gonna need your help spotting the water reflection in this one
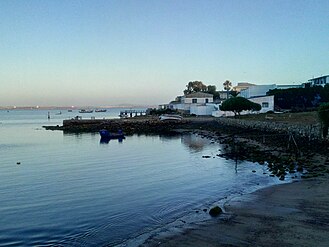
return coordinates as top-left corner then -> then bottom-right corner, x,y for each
181,134 -> 209,152
158,133 -> 181,142
63,132 -> 98,143
100,136 -> 125,144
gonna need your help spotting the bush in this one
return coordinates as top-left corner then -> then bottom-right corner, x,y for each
318,103 -> 329,138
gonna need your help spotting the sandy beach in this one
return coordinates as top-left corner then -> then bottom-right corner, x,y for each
141,172 -> 329,247
140,126 -> 329,247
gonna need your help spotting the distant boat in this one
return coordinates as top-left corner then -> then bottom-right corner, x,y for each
68,109 -> 73,112
95,109 -> 107,112
55,111 -> 62,115
79,109 -> 93,113
159,114 -> 183,121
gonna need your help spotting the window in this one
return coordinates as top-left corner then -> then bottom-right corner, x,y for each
192,99 -> 197,103
262,102 -> 269,108
205,99 -> 209,103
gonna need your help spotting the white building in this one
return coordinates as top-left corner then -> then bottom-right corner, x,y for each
190,103 -> 218,116
308,75 -> 329,87
239,84 -> 276,98
233,82 -> 255,92
248,95 -> 274,113
184,92 -> 213,104
184,92 -> 215,116
161,92 -> 215,116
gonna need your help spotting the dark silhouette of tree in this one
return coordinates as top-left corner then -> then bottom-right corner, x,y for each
220,97 -> 261,116
223,80 -> 232,91
183,81 -> 219,99
207,85 -> 217,94
267,86 -> 329,110
184,81 -> 207,95
223,80 -> 232,99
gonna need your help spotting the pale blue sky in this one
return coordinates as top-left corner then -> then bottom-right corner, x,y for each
0,0 -> 328,106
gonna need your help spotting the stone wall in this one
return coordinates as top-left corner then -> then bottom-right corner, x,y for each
215,118 -> 322,140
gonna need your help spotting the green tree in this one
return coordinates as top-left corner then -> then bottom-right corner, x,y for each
223,80 -> 232,99
183,82 -> 220,100
220,97 -> 261,116
207,85 -> 217,94
267,85 -> 329,110
223,80 -> 232,91
206,85 -> 220,100
318,102 -> 329,138
184,81 -> 207,95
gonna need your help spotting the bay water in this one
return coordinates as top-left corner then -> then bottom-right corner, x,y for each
0,109 -> 283,246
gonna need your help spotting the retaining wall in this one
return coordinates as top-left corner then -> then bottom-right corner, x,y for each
215,118 -> 322,140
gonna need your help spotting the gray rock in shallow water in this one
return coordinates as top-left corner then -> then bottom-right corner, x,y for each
209,206 -> 222,217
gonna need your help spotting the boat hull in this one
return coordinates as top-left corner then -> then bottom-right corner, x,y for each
99,129 -> 125,139
159,114 -> 182,121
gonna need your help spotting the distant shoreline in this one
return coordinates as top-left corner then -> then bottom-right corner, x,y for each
0,105 -> 154,110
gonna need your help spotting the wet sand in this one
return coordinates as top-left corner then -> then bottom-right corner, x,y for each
141,175 -> 329,247
138,125 -> 329,247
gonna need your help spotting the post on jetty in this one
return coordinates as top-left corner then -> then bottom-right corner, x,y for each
119,109 -> 147,118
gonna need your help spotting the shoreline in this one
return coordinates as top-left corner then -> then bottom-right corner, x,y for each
138,128 -> 329,246
141,175 -> 329,246
137,124 -> 328,246
44,116 -> 329,246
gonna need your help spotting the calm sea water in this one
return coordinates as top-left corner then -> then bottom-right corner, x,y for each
0,109 -> 283,246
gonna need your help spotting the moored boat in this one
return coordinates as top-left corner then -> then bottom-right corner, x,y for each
159,114 -> 183,121
79,109 -> 93,113
99,129 -> 125,139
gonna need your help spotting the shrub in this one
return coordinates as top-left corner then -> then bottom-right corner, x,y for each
318,103 -> 329,138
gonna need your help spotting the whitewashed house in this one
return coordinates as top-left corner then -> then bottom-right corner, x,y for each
184,92 -> 213,104
248,95 -> 274,113
233,82 -> 255,92
239,85 -> 275,114
185,92 -> 216,116
307,75 -> 329,87
239,84 -> 276,98
160,92 -> 216,116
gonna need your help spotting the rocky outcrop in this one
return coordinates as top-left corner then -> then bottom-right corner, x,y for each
44,118 -> 192,135
209,206 -> 223,217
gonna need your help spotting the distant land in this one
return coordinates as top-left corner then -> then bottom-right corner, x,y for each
0,104 -> 157,110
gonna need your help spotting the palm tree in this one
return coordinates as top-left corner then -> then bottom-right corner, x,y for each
223,80 -> 232,99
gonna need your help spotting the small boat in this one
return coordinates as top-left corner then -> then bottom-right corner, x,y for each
159,114 -> 183,121
95,109 -> 107,112
68,109 -> 73,112
79,109 -> 93,113
99,129 -> 125,139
